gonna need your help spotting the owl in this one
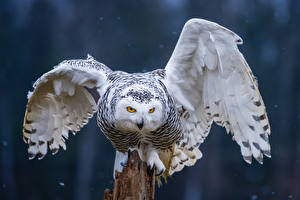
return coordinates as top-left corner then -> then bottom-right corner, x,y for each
23,19 -> 271,178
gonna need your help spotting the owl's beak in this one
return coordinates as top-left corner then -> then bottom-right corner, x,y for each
137,118 -> 144,130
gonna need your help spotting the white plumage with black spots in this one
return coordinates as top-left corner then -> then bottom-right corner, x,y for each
23,18 -> 271,179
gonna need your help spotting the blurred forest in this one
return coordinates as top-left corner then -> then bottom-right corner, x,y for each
1,0 -> 300,200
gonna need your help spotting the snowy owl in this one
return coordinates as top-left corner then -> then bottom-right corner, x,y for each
23,19 -> 271,177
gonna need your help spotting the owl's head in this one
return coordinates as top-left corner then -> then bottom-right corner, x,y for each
114,86 -> 165,132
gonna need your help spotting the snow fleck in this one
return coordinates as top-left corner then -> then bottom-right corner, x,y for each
251,194 -> 258,200
58,182 -> 65,187
2,140 -> 7,147
159,44 -> 164,49
288,195 -> 293,199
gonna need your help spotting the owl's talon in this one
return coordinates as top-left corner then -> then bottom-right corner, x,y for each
146,149 -> 166,177
147,163 -> 153,169
120,162 -> 127,167
147,162 -> 154,173
147,165 -> 153,174
155,168 -> 165,177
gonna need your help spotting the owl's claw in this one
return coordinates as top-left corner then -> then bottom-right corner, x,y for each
120,161 -> 127,167
146,162 -> 165,176
147,164 -> 153,174
146,150 -> 166,176
155,168 -> 165,177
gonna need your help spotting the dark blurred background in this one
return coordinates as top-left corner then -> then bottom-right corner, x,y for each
1,0 -> 299,199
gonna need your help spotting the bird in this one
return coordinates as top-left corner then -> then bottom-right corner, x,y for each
22,18 -> 271,178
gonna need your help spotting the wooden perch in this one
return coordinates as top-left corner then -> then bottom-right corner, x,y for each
104,150 -> 156,200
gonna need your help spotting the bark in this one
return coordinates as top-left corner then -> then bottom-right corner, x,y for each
104,151 -> 155,200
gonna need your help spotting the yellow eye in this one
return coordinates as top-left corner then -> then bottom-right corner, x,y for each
127,106 -> 136,113
148,107 -> 155,113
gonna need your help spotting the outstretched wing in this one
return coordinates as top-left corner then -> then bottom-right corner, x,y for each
23,55 -> 112,160
164,19 -> 270,174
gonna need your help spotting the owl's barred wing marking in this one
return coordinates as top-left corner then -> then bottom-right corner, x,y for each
165,19 -> 271,173
168,107 -> 209,175
23,55 -> 111,159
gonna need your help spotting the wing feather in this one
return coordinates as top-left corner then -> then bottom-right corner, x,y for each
165,19 -> 271,174
23,55 -> 111,159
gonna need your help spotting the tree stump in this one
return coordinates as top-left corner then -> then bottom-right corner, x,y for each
103,151 -> 156,200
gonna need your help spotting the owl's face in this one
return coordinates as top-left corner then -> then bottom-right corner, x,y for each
114,87 -> 164,132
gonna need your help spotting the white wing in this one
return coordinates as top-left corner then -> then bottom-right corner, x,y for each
23,55 -> 111,159
164,19 -> 270,174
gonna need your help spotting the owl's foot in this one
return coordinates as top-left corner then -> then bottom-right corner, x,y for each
113,151 -> 129,179
146,150 -> 166,176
